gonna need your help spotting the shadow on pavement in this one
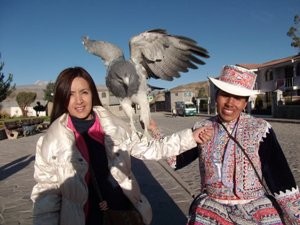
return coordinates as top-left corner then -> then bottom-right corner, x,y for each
0,154 -> 35,181
132,157 -> 188,225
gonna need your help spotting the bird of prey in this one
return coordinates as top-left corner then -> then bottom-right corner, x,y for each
82,29 -> 209,137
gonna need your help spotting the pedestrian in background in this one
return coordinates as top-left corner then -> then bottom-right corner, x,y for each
30,66 -> 213,225
170,65 -> 300,225
172,108 -> 177,117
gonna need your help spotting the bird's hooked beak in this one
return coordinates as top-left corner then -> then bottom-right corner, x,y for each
81,36 -> 91,52
82,36 -> 89,44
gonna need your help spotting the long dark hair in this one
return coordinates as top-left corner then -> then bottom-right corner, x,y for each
50,67 -> 102,124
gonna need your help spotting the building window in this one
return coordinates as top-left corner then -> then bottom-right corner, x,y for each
184,91 -> 192,97
264,70 -> 273,81
101,92 -> 107,98
265,92 -> 272,106
296,63 -> 300,76
285,66 -> 293,78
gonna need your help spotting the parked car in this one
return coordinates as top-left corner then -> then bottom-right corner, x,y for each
175,101 -> 197,116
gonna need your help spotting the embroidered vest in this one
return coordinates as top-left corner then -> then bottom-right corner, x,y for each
194,113 -> 271,200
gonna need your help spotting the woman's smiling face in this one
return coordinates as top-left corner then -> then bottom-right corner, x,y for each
216,90 -> 248,122
67,77 -> 93,120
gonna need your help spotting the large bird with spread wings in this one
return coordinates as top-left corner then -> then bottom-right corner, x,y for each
82,29 -> 209,137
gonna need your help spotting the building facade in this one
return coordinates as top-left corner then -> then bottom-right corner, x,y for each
237,54 -> 300,118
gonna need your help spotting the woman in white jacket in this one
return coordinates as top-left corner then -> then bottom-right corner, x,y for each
31,67 -> 212,225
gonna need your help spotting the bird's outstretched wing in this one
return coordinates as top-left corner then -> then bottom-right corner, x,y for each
82,36 -> 124,66
129,29 -> 209,81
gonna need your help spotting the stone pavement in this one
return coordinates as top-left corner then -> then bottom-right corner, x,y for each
0,113 -> 299,225
0,134 -> 38,225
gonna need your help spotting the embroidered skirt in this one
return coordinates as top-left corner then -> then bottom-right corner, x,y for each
187,194 -> 283,225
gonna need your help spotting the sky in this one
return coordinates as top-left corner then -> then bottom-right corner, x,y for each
0,0 -> 299,90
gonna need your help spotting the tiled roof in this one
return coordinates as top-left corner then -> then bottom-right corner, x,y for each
236,64 -> 261,70
237,54 -> 300,70
258,54 -> 300,68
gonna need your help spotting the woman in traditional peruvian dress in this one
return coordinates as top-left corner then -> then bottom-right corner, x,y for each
171,65 -> 300,225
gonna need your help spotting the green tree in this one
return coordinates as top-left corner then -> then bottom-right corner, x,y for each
0,55 -> 16,102
16,91 -> 37,116
197,87 -> 207,98
43,82 -> 55,102
287,14 -> 300,53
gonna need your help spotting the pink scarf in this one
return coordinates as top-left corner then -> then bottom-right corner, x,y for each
67,114 -> 105,217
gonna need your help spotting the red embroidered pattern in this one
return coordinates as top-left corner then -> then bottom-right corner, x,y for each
221,66 -> 256,89
188,195 -> 283,225
194,113 -> 269,200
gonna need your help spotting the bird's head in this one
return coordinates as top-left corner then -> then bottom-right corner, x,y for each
82,36 -> 89,47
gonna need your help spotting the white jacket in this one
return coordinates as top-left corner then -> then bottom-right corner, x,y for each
31,106 -> 197,225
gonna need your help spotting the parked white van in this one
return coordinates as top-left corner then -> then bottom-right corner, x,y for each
175,101 -> 197,116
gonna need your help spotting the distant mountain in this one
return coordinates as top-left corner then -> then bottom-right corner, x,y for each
34,80 -> 49,86
170,80 -> 208,92
6,84 -> 47,101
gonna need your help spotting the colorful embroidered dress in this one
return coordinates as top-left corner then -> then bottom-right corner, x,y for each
176,113 -> 300,225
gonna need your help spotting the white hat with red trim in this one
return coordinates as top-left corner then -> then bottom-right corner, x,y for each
209,65 -> 259,97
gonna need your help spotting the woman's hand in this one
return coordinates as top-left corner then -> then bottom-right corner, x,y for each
147,119 -> 161,139
147,119 -> 158,132
193,126 -> 213,144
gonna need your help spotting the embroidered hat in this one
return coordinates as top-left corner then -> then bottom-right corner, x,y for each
209,65 -> 259,97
